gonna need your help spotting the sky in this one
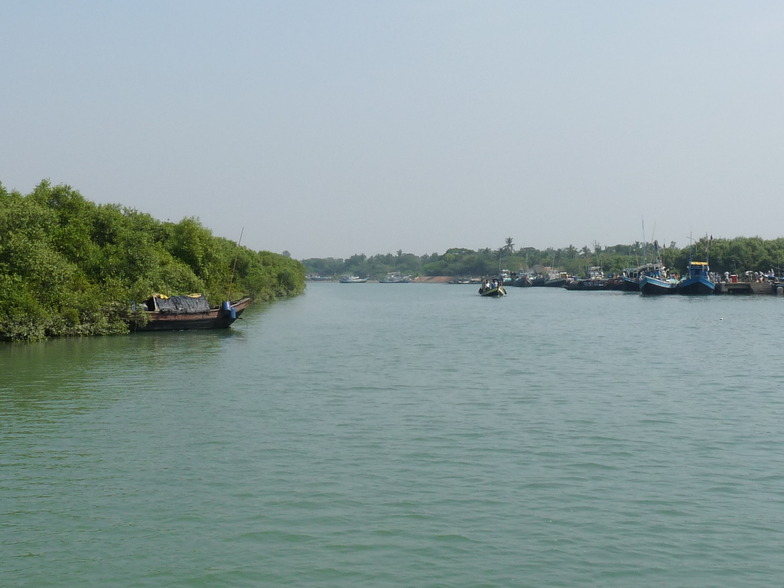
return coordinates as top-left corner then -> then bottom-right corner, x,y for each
2,1 -> 784,260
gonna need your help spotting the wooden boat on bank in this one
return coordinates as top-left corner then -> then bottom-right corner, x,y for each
131,294 -> 251,331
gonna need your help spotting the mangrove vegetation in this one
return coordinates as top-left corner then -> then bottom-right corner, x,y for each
304,236 -> 784,282
0,181 -> 305,342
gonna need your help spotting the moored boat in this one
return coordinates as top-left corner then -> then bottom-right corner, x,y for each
677,261 -> 715,295
510,273 -> 533,287
638,263 -> 678,295
564,267 -> 606,290
544,272 -> 569,288
620,267 -> 641,292
131,294 -> 251,331
339,275 -> 368,283
379,272 -> 411,283
639,273 -> 678,295
564,277 -> 607,290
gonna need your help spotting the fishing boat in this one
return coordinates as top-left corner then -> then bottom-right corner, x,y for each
500,269 -> 514,286
131,294 -> 251,331
510,273 -> 533,287
677,261 -> 715,295
639,272 -> 678,295
564,277 -> 607,291
621,263 -> 662,292
604,275 -> 625,290
620,266 -> 642,292
379,272 -> 411,283
544,272 -> 569,287
564,267 -> 606,291
636,263 -> 677,295
339,275 -> 368,283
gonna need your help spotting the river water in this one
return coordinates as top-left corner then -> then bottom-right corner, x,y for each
2,283 -> 784,587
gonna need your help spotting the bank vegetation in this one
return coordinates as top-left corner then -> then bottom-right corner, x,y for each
0,181 -> 305,342
304,236 -> 784,281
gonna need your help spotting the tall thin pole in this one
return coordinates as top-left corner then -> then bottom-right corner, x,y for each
227,227 -> 244,301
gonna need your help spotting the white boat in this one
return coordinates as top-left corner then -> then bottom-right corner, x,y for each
379,272 -> 411,283
339,276 -> 368,283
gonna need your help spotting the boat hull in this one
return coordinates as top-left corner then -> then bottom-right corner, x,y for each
339,277 -> 368,283
639,276 -> 677,295
564,279 -> 606,290
677,278 -> 715,295
510,276 -> 532,287
621,277 -> 640,292
677,261 -> 715,295
479,286 -> 507,297
132,298 -> 251,331
542,278 -> 565,287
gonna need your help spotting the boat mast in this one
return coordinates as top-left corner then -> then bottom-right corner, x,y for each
227,227 -> 244,302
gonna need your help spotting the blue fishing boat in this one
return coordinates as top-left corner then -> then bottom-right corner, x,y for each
677,261 -> 715,295
639,273 -> 678,295
638,263 -> 678,295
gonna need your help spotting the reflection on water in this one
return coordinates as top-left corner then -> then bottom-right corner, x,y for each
0,328 -> 243,420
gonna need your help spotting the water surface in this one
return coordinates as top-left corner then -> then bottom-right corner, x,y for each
3,284 -> 783,586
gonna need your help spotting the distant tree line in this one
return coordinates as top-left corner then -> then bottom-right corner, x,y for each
0,181 -> 305,341
304,236 -> 784,281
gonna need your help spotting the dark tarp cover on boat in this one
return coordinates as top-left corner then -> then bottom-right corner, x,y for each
148,295 -> 211,314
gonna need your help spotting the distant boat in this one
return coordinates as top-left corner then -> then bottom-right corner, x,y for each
677,261 -> 715,295
636,263 -> 677,295
620,266 -> 643,291
339,276 -> 368,283
543,272 -> 569,288
379,272 -> 411,283
564,277 -> 607,291
131,294 -> 251,331
564,267 -> 606,291
510,274 -> 533,287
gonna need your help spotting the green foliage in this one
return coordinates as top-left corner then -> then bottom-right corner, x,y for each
303,237 -> 784,282
0,180 -> 305,342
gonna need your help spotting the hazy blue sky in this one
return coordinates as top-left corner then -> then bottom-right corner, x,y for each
3,1 -> 783,259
